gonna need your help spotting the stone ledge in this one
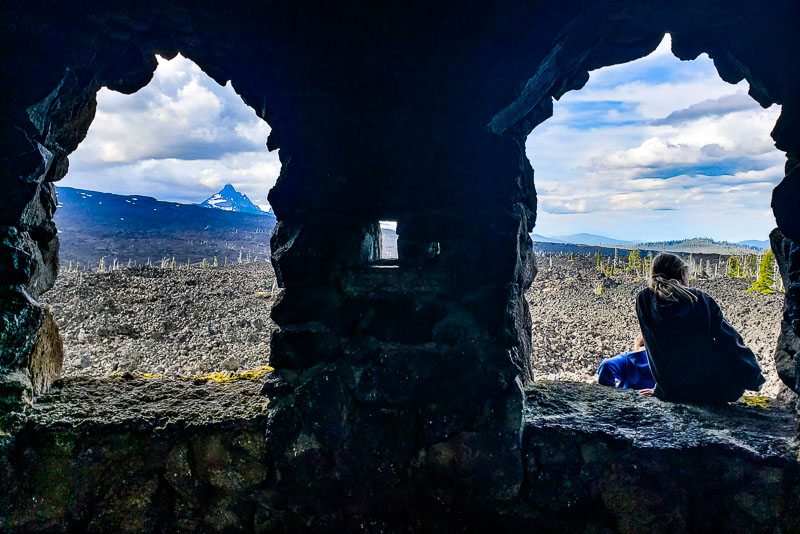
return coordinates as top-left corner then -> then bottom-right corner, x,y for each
19,374 -> 269,432
2,378 -> 800,532
524,381 -> 799,460
1,376 -> 271,533
519,382 -> 800,533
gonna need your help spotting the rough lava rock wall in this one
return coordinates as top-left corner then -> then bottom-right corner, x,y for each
771,228 -> 800,393
1,0 -> 800,530
1,376 -> 799,533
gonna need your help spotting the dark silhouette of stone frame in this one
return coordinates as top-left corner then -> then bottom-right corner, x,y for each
2,1 -> 800,530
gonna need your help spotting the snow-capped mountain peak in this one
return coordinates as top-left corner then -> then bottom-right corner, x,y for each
198,184 -> 264,214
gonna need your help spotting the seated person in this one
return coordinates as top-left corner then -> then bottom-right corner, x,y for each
597,334 -> 655,390
636,252 -> 765,403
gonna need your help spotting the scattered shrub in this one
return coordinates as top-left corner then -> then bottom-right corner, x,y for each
747,250 -> 777,294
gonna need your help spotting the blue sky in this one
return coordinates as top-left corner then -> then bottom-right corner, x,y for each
65,55 -> 279,210
525,35 -> 784,242
64,35 -> 785,241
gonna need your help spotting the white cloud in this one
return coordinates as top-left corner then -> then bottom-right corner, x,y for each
63,54 -> 279,205
526,36 -> 785,242
61,43 -> 786,243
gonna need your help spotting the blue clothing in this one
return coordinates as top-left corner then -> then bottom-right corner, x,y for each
597,349 -> 655,390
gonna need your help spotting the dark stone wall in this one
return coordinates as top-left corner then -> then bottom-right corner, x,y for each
518,383 -> 800,534
0,378 -> 273,533
263,121 -> 533,525
770,228 -> 800,393
1,0 -> 800,528
2,377 -> 799,533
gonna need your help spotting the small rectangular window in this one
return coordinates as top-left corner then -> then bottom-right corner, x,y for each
379,220 -> 398,260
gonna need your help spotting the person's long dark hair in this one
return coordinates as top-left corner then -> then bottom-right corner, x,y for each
649,253 -> 698,303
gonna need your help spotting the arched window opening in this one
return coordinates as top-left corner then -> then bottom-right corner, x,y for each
523,34 -> 787,400
39,54 -> 281,378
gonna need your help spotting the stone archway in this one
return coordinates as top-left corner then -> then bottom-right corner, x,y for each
1,1 -> 800,530
484,2 -> 800,396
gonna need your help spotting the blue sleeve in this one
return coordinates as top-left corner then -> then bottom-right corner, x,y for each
598,355 -> 626,387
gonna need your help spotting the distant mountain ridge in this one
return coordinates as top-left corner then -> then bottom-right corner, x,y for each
54,187 -> 275,266
198,184 -> 264,214
530,233 -> 770,253
530,233 -> 639,245
559,233 -> 637,246
737,239 -> 771,250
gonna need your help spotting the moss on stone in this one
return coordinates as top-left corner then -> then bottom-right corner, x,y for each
109,366 -> 274,384
192,366 -> 274,383
738,395 -> 770,409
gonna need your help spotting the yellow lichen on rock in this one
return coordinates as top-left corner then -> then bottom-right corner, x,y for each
738,395 -> 770,409
140,373 -> 165,380
190,366 -> 274,383
112,366 -> 273,383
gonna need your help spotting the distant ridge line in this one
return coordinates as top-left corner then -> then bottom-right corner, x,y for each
530,233 -> 770,253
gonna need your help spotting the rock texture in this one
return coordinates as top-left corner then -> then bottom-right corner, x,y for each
518,382 -> 800,533
771,228 -> 800,394
40,259 -> 786,400
0,375 -> 271,533
2,376 -> 799,532
39,263 -> 276,377
529,254 -> 786,397
2,0 -> 800,529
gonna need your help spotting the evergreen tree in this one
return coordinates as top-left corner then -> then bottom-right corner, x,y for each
626,249 -> 642,275
747,250 -> 777,294
726,255 -> 740,278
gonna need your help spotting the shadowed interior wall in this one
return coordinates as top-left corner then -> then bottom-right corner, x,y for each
1,0 -> 799,529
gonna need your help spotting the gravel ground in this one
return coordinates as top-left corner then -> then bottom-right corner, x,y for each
41,263 -> 277,377
529,254 -> 785,397
42,254 -> 787,397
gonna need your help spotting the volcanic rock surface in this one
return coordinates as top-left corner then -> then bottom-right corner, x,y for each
526,254 -> 786,396
41,254 -> 787,400
2,373 -> 798,533
39,263 -> 276,377
3,1 -> 800,528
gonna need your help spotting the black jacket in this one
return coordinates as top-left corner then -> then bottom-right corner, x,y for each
636,287 -> 765,403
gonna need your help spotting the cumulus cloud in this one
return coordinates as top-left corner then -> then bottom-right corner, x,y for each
525,34 -> 785,241
63,54 -> 279,205
588,107 -> 782,180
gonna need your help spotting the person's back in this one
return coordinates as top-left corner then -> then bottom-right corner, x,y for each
635,253 -> 765,403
